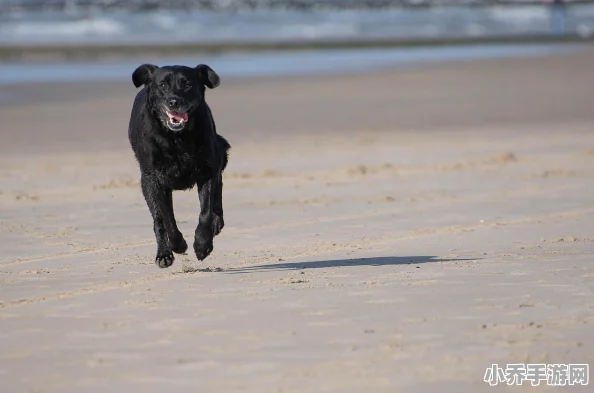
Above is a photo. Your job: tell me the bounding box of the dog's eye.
[184,83,192,90]
[159,82,167,90]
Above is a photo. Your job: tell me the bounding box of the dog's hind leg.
[141,176,186,268]
[212,135,230,237]
[211,172,224,237]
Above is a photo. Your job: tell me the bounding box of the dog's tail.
[217,135,231,171]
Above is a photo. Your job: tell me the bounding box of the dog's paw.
[155,249,175,268]
[193,237,213,261]
[212,215,224,237]
[169,234,188,254]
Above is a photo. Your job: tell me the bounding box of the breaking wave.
[0,1,593,45]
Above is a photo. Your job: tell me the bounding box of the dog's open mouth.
[166,111,188,131]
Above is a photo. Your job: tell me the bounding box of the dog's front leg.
[164,191,188,255]
[194,176,216,261]
[141,175,186,268]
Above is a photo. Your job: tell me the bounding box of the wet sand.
[1,48,594,392]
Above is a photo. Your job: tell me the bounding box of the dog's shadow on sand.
[225,255,476,274]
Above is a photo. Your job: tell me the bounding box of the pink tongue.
[171,112,188,122]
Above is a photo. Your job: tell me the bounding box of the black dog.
[128,63,230,268]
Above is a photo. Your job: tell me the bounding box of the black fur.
[128,63,230,268]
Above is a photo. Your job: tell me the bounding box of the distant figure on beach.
[550,0,567,36]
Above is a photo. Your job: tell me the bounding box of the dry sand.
[1,48,594,392]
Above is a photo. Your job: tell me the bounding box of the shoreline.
[1,34,593,62]
[0,42,584,87]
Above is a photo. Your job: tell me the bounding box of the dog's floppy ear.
[132,64,159,88]
[196,64,220,89]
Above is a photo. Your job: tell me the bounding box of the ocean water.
[0,1,593,45]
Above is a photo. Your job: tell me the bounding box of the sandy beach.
[1,47,594,392]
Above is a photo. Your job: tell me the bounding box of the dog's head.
[132,63,220,132]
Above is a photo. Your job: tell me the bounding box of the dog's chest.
[155,143,210,190]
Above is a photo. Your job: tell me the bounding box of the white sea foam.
[0,17,125,41]
[488,6,549,25]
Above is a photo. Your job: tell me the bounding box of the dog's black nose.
[168,98,179,109]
